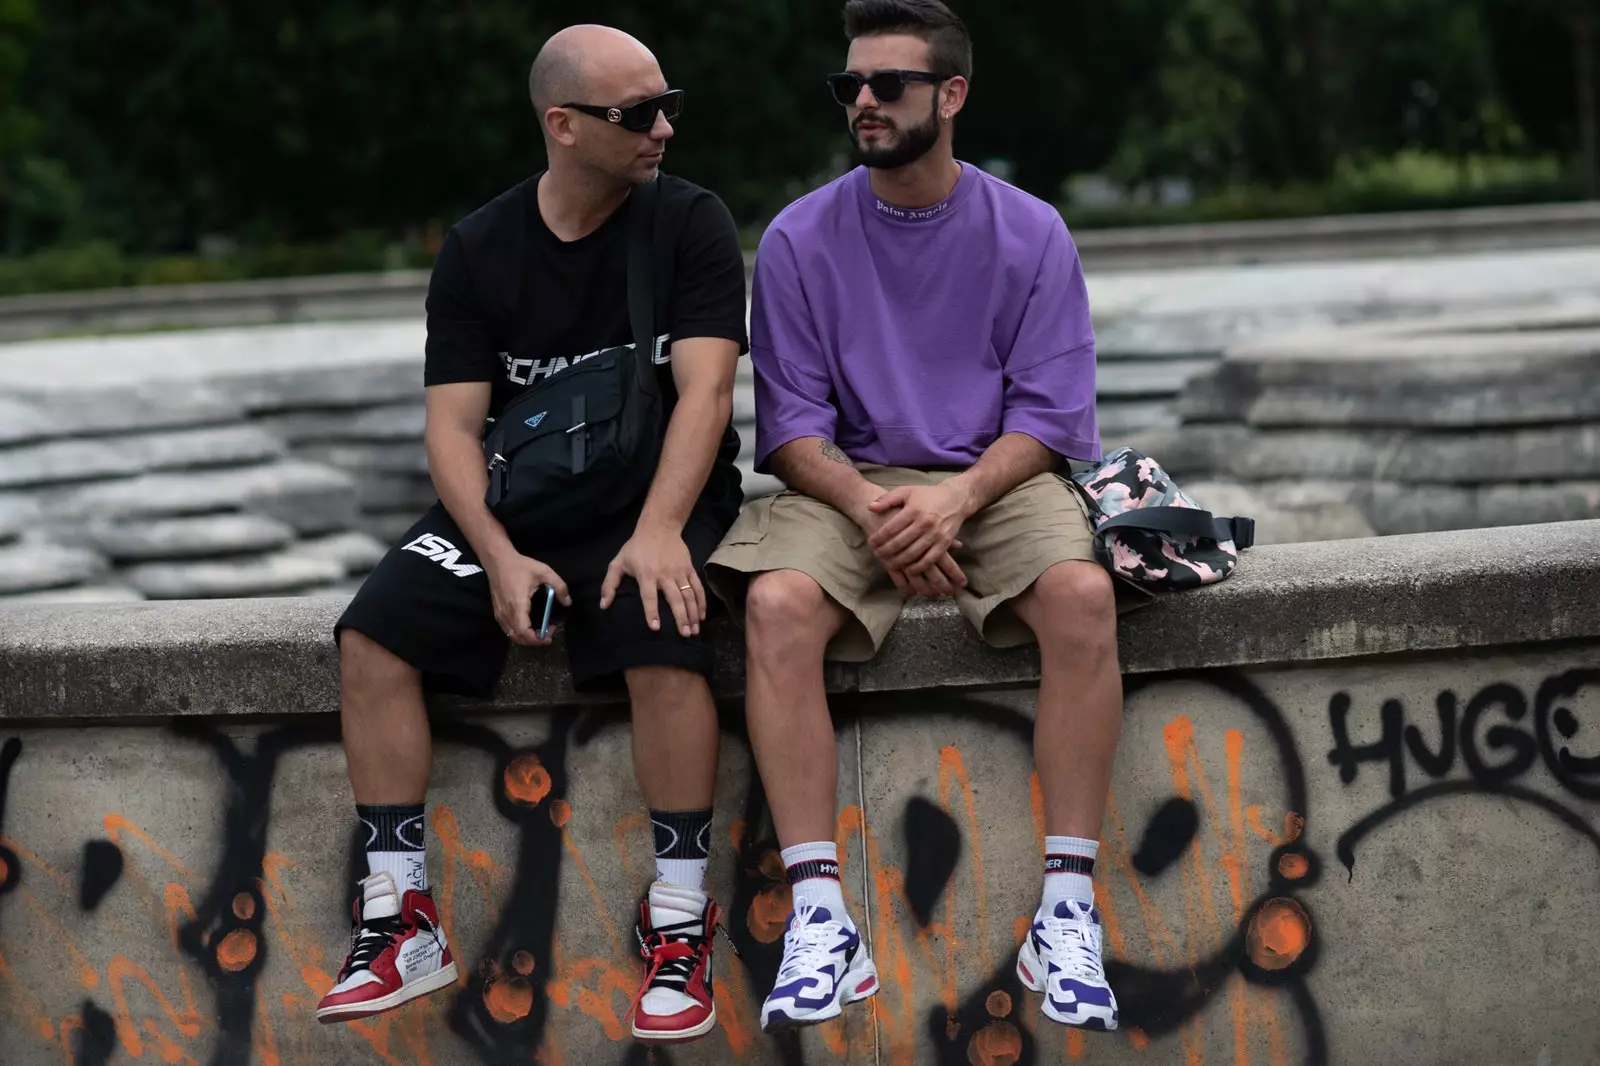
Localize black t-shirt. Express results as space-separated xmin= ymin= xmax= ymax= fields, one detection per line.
xmin=423 ymin=172 xmax=749 ymax=518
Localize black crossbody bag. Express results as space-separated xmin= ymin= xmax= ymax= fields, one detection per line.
xmin=482 ymin=177 xmax=664 ymax=537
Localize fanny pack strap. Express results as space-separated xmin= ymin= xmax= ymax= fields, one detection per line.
xmin=627 ymin=175 xmax=661 ymax=395
xmin=1094 ymin=507 xmax=1256 ymax=551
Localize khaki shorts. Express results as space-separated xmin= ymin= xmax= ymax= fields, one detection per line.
xmin=705 ymin=464 xmax=1150 ymax=662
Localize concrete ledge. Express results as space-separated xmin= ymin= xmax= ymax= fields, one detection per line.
xmin=1 ymin=518 xmax=1596 ymax=721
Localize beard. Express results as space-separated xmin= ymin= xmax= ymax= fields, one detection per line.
xmin=850 ymin=99 xmax=941 ymax=170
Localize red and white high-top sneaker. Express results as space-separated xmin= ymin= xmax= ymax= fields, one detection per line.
xmin=627 ymin=882 xmax=722 ymax=1042
xmin=316 ymin=872 xmax=457 ymax=1023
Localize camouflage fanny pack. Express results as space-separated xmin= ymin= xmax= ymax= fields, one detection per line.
xmin=1070 ymin=446 xmax=1255 ymax=592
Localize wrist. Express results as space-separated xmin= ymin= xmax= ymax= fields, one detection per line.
xmin=943 ymin=474 xmax=981 ymax=520
xmin=636 ymin=509 xmax=686 ymax=538
xmin=844 ymin=480 xmax=881 ymax=528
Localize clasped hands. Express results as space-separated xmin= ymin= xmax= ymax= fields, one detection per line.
xmin=859 ymin=481 xmax=974 ymax=598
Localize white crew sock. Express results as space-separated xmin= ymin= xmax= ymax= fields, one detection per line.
xmin=1042 ymin=835 xmax=1098 ymax=913
xmin=781 ymin=841 xmax=851 ymax=927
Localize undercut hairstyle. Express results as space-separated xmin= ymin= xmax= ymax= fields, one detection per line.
xmin=842 ymin=0 xmax=972 ymax=80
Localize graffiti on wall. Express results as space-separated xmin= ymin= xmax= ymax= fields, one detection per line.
xmin=0 ymin=664 xmax=1595 ymax=1064
xmin=1328 ymin=668 xmax=1600 ymax=880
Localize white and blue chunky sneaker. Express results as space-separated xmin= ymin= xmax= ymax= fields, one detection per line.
xmin=759 ymin=903 xmax=879 ymax=1031
xmin=1016 ymin=898 xmax=1119 ymax=1030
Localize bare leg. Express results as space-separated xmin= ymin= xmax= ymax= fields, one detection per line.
xmin=340 ymin=629 xmax=432 ymax=804
xmin=743 ymin=570 xmax=850 ymax=848
xmin=1009 ymin=561 xmax=1123 ymax=839
xmin=626 ymin=666 xmax=720 ymax=811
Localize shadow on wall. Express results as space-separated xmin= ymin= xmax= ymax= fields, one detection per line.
xmin=0 ymin=667 xmax=1598 ymax=1063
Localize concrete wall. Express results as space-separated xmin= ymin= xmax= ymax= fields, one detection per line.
xmin=1 ymin=520 xmax=1598 ymax=1065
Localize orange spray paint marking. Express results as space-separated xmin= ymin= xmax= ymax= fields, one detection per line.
xmin=103 ymin=815 xmax=200 ymax=882
xmin=0 ymin=834 xmax=77 ymax=894
xmin=715 ymin=948 xmax=756 ymax=1056
xmin=217 ymin=930 xmax=257 ymax=972
xmin=60 ymin=1014 xmax=84 ymax=1064
xmin=252 ymin=986 xmax=281 ymax=1066
xmin=1225 ymin=729 xmax=1252 ymax=1066
xmin=985 ymin=990 xmax=1012 ymax=1017
xmin=1127 ymin=1027 xmax=1150 ymax=1049
xmin=161 ymin=884 xmax=206 ymax=1029
xmin=512 ymin=950 xmax=536 ymax=976
xmin=232 ymin=893 xmax=256 ymax=920
xmin=968 ymin=1021 xmax=1023 ymax=1066
xmin=1246 ymin=806 xmax=1284 ymax=848
xmin=261 ymin=852 xmax=326 ymax=972
xmin=748 ymin=883 xmax=793 ymax=943
xmin=0 ymin=941 xmax=58 ymax=1041
xmin=1278 ymin=853 xmax=1310 ymax=880
xmin=485 ymin=975 xmax=535 ymax=1022
xmin=394 ymin=1001 xmax=437 ymax=1066
xmin=550 ymin=799 xmax=572 ymax=828
xmin=1283 ymin=812 xmax=1305 ymax=843
xmin=107 ymin=955 xmax=202 ymax=1058
xmin=504 ymin=754 xmax=552 ymax=806
xmin=612 ymin=811 xmax=649 ymax=880
xmin=141 ymin=1018 xmax=198 ymax=1066
xmin=1247 ymin=898 xmax=1311 ymax=970
xmin=21 ymin=886 xmax=99 ymax=988
xmin=561 ymin=831 xmax=623 ymax=956
xmin=758 ymin=849 xmax=785 ymax=881
xmin=1012 ymin=915 xmax=1030 ymax=947
xmin=937 ymin=746 xmax=993 ymax=970
xmin=820 ymin=1017 xmax=849 ymax=1055
xmin=1103 ymin=791 xmax=1179 ymax=966
xmin=1066 ymin=1027 xmax=1085 ymax=1058
xmin=1255 ymin=982 xmax=1290 ymax=1066
xmin=728 ymin=817 xmax=747 ymax=853
xmin=1028 ymin=772 xmax=1045 ymax=856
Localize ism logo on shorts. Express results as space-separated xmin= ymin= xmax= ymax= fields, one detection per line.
xmin=402 ymin=534 xmax=484 ymax=578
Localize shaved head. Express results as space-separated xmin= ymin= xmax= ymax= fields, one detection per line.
xmin=528 ymin=24 xmax=658 ymax=114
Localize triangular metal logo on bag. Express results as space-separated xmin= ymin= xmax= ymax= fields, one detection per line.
xmin=524 ymin=411 xmax=547 ymax=429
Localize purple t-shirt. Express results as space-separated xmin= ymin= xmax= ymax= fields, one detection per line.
xmin=750 ymin=163 xmax=1100 ymax=473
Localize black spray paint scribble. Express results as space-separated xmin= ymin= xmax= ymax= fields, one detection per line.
xmin=3 ymin=668 xmax=1334 ymax=1066
xmin=1328 ymin=669 xmax=1600 ymax=881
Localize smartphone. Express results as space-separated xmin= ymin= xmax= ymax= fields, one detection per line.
xmin=536 ymin=584 xmax=556 ymax=641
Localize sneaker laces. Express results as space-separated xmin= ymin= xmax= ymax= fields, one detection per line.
xmin=622 ymin=914 xmax=714 ymax=1023
xmin=776 ymin=903 xmax=844 ymax=982
xmin=1041 ymin=909 xmax=1105 ymax=984
xmin=341 ymin=914 xmax=408 ymax=978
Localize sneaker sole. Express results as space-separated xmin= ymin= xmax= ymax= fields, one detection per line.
xmin=1017 ymin=943 xmax=1118 ymax=1031
xmin=761 ymin=957 xmax=879 ymax=1032
xmin=632 ymin=1009 xmax=718 ymax=1043
xmin=316 ymin=961 xmax=460 ymax=1023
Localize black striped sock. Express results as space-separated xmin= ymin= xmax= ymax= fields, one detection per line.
xmin=358 ymin=804 xmax=427 ymax=894
xmin=651 ymin=808 xmax=712 ymax=891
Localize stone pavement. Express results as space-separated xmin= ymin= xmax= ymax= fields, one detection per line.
xmin=4 ymin=243 xmax=1600 ymax=600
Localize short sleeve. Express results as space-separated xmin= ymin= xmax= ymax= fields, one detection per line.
xmin=1001 ymin=220 xmax=1101 ymax=462
xmin=749 ymin=229 xmax=839 ymax=471
xmin=423 ymin=228 xmax=500 ymax=386
xmin=670 ymin=192 xmax=749 ymax=351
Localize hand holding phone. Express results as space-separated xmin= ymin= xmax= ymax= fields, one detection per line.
xmin=536 ymin=583 xmax=556 ymax=641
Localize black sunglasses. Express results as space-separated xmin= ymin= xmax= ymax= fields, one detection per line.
xmin=561 ymin=89 xmax=684 ymax=133
xmin=826 ymin=69 xmax=947 ymax=107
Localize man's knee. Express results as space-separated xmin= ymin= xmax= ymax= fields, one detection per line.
xmin=745 ymin=569 xmax=836 ymax=650
xmin=1024 ymin=561 xmax=1117 ymax=642
xmin=625 ymin=664 xmax=710 ymax=713
xmin=339 ymin=628 xmax=417 ymax=697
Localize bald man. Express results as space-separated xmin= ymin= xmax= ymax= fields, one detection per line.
xmin=317 ymin=26 xmax=748 ymax=1043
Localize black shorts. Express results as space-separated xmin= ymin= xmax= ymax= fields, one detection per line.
xmin=335 ymin=499 xmax=736 ymax=697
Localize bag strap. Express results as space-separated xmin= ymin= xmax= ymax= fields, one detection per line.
xmin=1095 ymin=507 xmax=1256 ymax=550
xmin=627 ymin=176 xmax=662 ymax=395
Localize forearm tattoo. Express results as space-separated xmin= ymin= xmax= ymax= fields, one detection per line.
xmin=819 ymin=439 xmax=853 ymax=466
